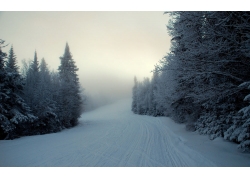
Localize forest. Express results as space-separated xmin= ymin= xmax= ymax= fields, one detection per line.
xmin=1 ymin=11 xmax=250 ymax=153
xmin=0 ymin=40 xmax=83 ymax=140
xmin=132 ymin=11 xmax=250 ymax=152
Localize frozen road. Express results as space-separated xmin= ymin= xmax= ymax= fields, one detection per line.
xmin=1 ymin=99 xmax=250 ymax=167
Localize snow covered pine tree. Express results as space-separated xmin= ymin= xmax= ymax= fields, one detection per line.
xmin=131 ymin=12 xmax=250 ymax=151
xmin=0 ymin=42 xmax=37 ymax=139
xmin=58 ymin=43 xmax=82 ymax=128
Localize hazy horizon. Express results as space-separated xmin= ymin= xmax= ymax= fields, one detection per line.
xmin=0 ymin=11 xmax=171 ymax=105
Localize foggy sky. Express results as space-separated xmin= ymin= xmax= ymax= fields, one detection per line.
xmin=0 ymin=11 xmax=171 ymax=103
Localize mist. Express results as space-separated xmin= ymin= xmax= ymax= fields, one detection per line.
xmin=0 ymin=11 xmax=171 ymax=109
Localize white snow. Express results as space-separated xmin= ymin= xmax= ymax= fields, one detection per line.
xmin=0 ymin=98 xmax=250 ymax=167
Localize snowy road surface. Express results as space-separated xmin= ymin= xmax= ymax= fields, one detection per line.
xmin=1 ymin=99 xmax=250 ymax=167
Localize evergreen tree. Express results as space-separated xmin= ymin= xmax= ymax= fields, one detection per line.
xmin=58 ymin=43 xmax=82 ymax=128
xmin=6 ymin=45 xmax=19 ymax=73
xmin=165 ymin=12 xmax=207 ymax=125
xmin=132 ymin=11 xmax=250 ymax=150
xmin=194 ymin=12 xmax=250 ymax=139
xmin=134 ymin=77 xmax=151 ymax=115
xmin=149 ymin=67 xmax=160 ymax=116
xmin=132 ymin=76 xmax=138 ymax=113
xmin=31 ymin=51 xmax=39 ymax=72
xmin=155 ymin=56 xmax=178 ymax=117
xmin=23 ymin=51 xmax=40 ymax=111
xmin=0 ymin=39 xmax=11 ymax=139
xmin=33 ymin=58 xmax=61 ymax=134
xmin=164 ymin=11 xmax=250 ymax=135
xmin=22 ymin=55 xmax=63 ymax=134
xmin=224 ymin=81 xmax=250 ymax=152
xmin=0 ymin=42 xmax=37 ymax=139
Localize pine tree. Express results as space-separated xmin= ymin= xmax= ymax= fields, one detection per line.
xmin=23 ymin=51 xmax=40 ymax=112
xmin=132 ymin=76 xmax=138 ymax=113
xmin=0 ymin=39 xmax=12 ymax=139
xmin=22 ymin=54 xmax=63 ymax=134
xmin=33 ymin=58 xmax=61 ymax=134
xmin=162 ymin=12 xmax=250 ymax=135
xmin=164 ymin=12 xmax=207 ymax=125
xmin=6 ymin=45 xmax=19 ymax=73
xmin=224 ymin=81 xmax=250 ymax=152
xmin=31 ymin=51 xmax=39 ymax=72
xmin=0 ymin=42 xmax=37 ymax=139
xmin=134 ymin=77 xmax=151 ymax=115
xmin=58 ymin=43 xmax=82 ymax=128
xmin=149 ymin=67 xmax=160 ymax=116
xmin=131 ymin=11 xmax=250 ymax=150
xmin=193 ymin=12 xmax=250 ymax=139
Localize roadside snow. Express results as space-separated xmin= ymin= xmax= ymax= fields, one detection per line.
xmin=0 ymin=99 xmax=250 ymax=167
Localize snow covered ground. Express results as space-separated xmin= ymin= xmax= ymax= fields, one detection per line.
xmin=0 ymin=98 xmax=250 ymax=167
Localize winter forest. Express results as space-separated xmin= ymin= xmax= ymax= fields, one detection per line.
xmin=1 ymin=10 xmax=250 ymax=165
xmin=132 ymin=11 xmax=250 ymax=152
xmin=0 ymin=40 xmax=83 ymax=140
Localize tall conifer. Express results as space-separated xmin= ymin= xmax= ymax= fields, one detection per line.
xmin=58 ymin=43 xmax=82 ymax=127
xmin=0 ymin=42 xmax=37 ymax=139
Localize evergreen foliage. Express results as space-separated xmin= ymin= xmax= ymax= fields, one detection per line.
xmin=0 ymin=42 xmax=37 ymax=139
xmin=132 ymin=76 xmax=138 ymax=113
xmin=6 ymin=45 xmax=19 ymax=73
xmin=132 ymin=11 xmax=250 ymax=151
xmin=0 ymin=40 xmax=84 ymax=139
xmin=58 ymin=43 xmax=82 ymax=128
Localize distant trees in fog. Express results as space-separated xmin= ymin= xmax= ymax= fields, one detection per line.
xmin=132 ymin=11 xmax=250 ymax=152
xmin=0 ymin=40 xmax=83 ymax=139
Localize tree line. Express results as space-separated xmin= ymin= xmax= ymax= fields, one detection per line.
xmin=132 ymin=12 xmax=250 ymax=152
xmin=0 ymin=39 xmax=83 ymax=139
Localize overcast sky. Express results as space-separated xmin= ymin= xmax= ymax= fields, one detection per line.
xmin=0 ymin=11 xmax=171 ymax=102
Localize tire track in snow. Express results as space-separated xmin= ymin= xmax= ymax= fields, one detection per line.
xmin=158 ymin=119 xmax=217 ymax=167
xmin=116 ymin=119 xmax=143 ymax=166
xmin=139 ymin=120 xmax=168 ymax=166
xmin=0 ymin=99 xmax=220 ymax=167
xmin=142 ymin=118 xmax=187 ymax=166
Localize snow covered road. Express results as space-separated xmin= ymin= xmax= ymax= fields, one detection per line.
xmin=1 ymin=99 xmax=250 ymax=167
